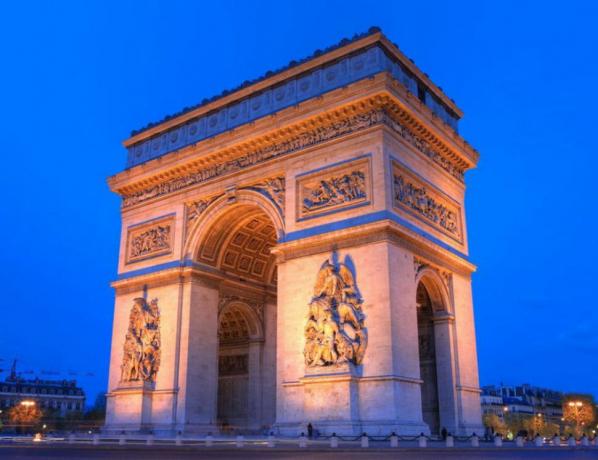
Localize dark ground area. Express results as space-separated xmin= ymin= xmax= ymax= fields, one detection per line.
xmin=1 ymin=445 xmax=598 ymax=460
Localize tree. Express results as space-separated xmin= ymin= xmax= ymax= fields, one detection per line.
xmin=483 ymin=413 xmax=507 ymax=436
xmin=504 ymin=413 xmax=529 ymax=437
xmin=562 ymin=394 xmax=597 ymax=437
xmin=8 ymin=402 xmax=42 ymax=434
xmin=83 ymin=393 xmax=106 ymax=427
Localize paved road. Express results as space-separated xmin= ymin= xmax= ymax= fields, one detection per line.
xmin=1 ymin=445 xmax=598 ymax=459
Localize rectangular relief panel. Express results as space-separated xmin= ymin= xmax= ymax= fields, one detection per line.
xmin=296 ymin=155 xmax=371 ymax=221
xmin=125 ymin=214 xmax=175 ymax=264
xmin=392 ymin=161 xmax=463 ymax=244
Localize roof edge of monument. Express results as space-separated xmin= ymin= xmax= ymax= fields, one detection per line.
xmin=124 ymin=27 xmax=463 ymax=147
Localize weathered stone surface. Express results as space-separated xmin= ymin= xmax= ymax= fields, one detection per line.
xmin=104 ymin=29 xmax=483 ymax=437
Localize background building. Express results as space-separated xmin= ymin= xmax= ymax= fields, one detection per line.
xmin=0 ymin=362 xmax=85 ymax=417
xmin=481 ymin=384 xmax=563 ymax=425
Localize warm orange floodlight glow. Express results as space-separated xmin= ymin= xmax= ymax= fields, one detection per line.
xmin=20 ymin=400 xmax=35 ymax=407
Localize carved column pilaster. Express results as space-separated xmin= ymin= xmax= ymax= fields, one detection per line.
xmin=247 ymin=339 xmax=263 ymax=430
xmin=432 ymin=312 xmax=459 ymax=434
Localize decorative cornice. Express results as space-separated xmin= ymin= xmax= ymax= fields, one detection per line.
xmin=124 ymin=30 xmax=463 ymax=163
xmin=116 ymin=95 xmax=472 ymax=209
xmin=120 ymin=107 xmax=384 ymax=208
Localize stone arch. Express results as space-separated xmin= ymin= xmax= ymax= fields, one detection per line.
xmin=184 ymin=189 xmax=285 ymax=260
xmin=415 ymin=267 xmax=451 ymax=314
xmin=216 ymin=297 xmax=266 ymax=431
xmin=415 ymin=266 xmax=459 ymax=436
xmin=218 ymin=299 xmax=263 ymax=342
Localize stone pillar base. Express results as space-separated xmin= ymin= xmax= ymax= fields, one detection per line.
xmin=104 ymin=381 xmax=154 ymax=433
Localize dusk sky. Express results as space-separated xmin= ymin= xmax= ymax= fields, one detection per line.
xmin=1 ymin=1 xmax=597 ymax=403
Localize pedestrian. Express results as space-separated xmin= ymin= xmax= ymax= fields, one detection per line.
xmin=307 ymin=423 xmax=313 ymax=439
xmin=441 ymin=427 xmax=448 ymax=440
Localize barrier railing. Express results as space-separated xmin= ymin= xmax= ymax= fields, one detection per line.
xmin=1 ymin=432 xmax=597 ymax=449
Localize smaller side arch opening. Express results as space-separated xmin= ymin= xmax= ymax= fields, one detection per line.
xmin=416 ymin=280 xmax=442 ymax=435
xmin=217 ymin=301 xmax=262 ymax=432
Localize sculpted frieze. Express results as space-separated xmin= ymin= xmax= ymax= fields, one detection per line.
xmin=248 ymin=177 xmax=285 ymax=211
xmin=303 ymin=171 xmax=366 ymax=214
xmin=185 ymin=197 xmax=217 ymax=238
xmin=121 ymin=110 xmax=383 ymax=208
xmin=126 ymin=217 xmax=174 ymax=263
xmin=384 ymin=113 xmax=464 ymax=181
xmin=120 ymin=298 xmax=161 ymax=384
xmin=186 ymin=199 xmax=212 ymax=224
xmin=393 ymin=163 xmax=462 ymax=242
xmin=297 ymin=158 xmax=370 ymax=220
xmin=304 ymin=257 xmax=368 ymax=367
xmin=121 ymin=106 xmax=465 ymax=209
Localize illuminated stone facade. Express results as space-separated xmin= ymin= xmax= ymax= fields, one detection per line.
xmin=104 ymin=28 xmax=483 ymax=436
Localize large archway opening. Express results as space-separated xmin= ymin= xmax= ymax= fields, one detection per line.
xmin=196 ymin=204 xmax=278 ymax=285
xmin=416 ymin=281 xmax=441 ymax=435
xmin=194 ymin=202 xmax=278 ymax=433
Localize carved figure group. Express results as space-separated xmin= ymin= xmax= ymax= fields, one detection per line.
xmin=303 ymin=171 xmax=366 ymax=213
xmin=121 ymin=298 xmax=161 ymax=383
xmin=253 ymin=177 xmax=285 ymax=210
xmin=304 ymin=258 xmax=368 ymax=367
xmin=394 ymin=175 xmax=459 ymax=237
xmin=129 ymin=225 xmax=171 ymax=259
xmin=186 ymin=199 xmax=210 ymax=224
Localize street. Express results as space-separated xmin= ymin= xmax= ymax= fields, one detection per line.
xmin=1 ymin=445 xmax=598 ymax=459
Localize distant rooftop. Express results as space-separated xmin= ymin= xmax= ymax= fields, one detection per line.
xmin=124 ymin=27 xmax=462 ymax=169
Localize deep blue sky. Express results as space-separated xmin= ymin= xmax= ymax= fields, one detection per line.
xmin=1 ymin=1 xmax=597 ymax=403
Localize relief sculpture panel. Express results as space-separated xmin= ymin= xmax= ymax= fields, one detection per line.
xmin=120 ymin=298 xmax=161 ymax=384
xmin=304 ymin=257 xmax=368 ymax=367
xmin=126 ymin=215 xmax=174 ymax=264
xmin=392 ymin=161 xmax=463 ymax=243
xmin=297 ymin=157 xmax=370 ymax=220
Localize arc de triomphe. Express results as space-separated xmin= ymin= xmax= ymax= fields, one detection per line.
xmin=104 ymin=28 xmax=484 ymax=436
